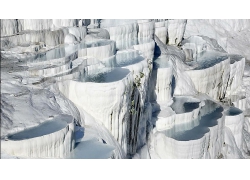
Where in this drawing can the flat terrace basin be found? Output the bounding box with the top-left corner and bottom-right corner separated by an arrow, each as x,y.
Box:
116,55 -> 144,67
28,40 -> 113,63
80,67 -> 130,83
85,41 -> 111,48
170,96 -> 200,114
190,52 -> 228,70
225,107 -> 243,116
172,100 -> 223,141
153,55 -> 171,69
7,114 -> 73,141
29,44 -> 77,63
228,54 -> 244,64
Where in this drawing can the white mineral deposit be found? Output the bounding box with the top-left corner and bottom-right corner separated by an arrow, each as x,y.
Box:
1,19 -> 250,159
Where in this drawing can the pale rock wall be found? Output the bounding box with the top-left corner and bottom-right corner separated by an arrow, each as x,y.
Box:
115,49 -> 140,66
170,55 -> 197,96
167,19 -> 187,46
154,21 -> 168,44
78,41 -> 116,61
68,26 -> 87,41
58,76 -> 134,155
18,19 -> 53,31
104,23 -> 138,50
1,27 -> 87,49
137,20 -> 155,44
1,19 -> 18,36
86,41 -> 116,60
149,66 -> 173,103
226,57 -> 245,96
225,107 -> 244,150
57,58 -> 150,156
100,19 -> 137,28
52,19 -> 78,28
223,126 -> 244,158
133,40 -> 155,60
136,103 -> 152,151
154,132 -> 208,158
232,97 -> 247,111
154,108 -> 224,159
186,58 -> 231,100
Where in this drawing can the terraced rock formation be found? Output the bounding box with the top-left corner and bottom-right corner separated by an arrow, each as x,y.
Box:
1,19 -> 250,159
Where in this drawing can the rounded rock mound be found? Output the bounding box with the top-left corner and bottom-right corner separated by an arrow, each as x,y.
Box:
64,34 -> 78,44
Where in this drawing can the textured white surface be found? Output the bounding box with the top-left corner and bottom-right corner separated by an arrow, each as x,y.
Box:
103,22 -> 138,50
58,56 -> 150,156
225,107 -> 244,150
2,115 -> 75,158
133,40 -> 155,60
137,21 -> 155,44
186,57 -> 230,100
153,101 -> 225,159
1,19 -> 250,159
184,19 -> 250,60
1,19 -> 18,36
167,19 -> 187,45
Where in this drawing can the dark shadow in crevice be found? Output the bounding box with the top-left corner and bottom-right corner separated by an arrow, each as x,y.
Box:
171,75 -> 175,97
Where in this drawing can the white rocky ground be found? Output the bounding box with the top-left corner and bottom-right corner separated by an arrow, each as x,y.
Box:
1,19 -> 250,159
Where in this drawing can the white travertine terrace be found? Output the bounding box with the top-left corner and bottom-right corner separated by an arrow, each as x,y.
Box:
0,26 -> 87,50
154,100 -> 225,159
225,107 -> 244,150
133,40 -> 155,60
186,57 -> 231,100
1,114 -> 75,158
58,55 -> 150,156
231,95 -> 248,111
1,19 -> 18,36
1,19 -> 250,159
167,19 -> 187,46
149,55 -> 173,103
102,22 -> 138,50
137,20 -> 155,44
155,96 -> 201,132
154,21 -> 168,44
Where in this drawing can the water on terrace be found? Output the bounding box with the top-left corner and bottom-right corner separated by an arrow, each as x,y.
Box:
170,96 -> 200,114
187,51 -> 229,70
170,100 -> 223,141
115,52 -> 144,67
7,114 -> 72,141
76,49 -> 148,83
79,67 -> 130,83
225,107 -> 243,116
25,40 -> 113,63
